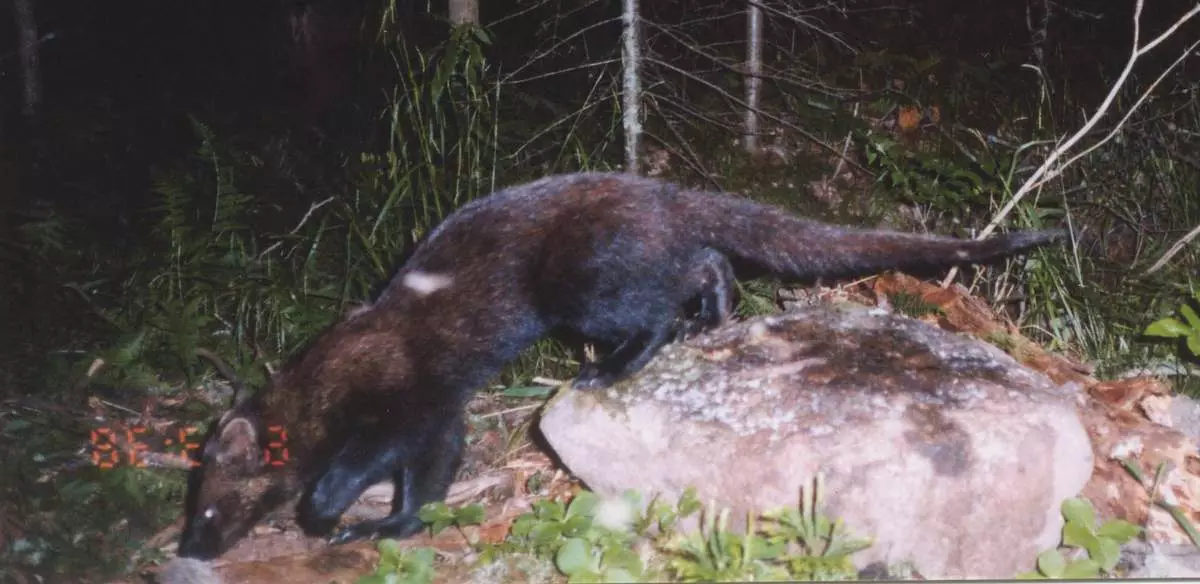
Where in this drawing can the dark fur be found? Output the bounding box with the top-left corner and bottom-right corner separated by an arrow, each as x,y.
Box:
178,172 -> 1065,558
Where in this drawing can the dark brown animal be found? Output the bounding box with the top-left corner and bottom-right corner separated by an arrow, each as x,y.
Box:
178,172 -> 1066,558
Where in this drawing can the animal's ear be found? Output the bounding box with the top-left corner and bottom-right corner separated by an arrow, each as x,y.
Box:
214,417 -> 261,471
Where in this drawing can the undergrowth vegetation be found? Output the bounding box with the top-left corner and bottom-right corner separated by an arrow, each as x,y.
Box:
361,478 -> 874,584
1,1 -> 1198,581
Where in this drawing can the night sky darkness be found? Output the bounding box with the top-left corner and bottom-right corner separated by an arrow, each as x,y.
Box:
0,0 -> 1193,253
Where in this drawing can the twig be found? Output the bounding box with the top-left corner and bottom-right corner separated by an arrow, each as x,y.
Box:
99,399 -> 140,417
940,0 -> 1200,287
256,196 -> 336,260
1145,223 -> 1200,276
646,57 -> 861,173
477,404 -> 542,420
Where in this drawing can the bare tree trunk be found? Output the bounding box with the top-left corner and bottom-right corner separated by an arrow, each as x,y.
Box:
449,0 -> 479,26
13,0 -> 42,119
744,0 -> 763,153
621,0 -> 642,174
1026,0 -> 1052,75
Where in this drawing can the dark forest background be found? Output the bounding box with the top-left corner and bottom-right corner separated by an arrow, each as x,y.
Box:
1,0 -> 1199,580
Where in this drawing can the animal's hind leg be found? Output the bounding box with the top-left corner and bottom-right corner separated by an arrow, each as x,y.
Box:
328,411 -> 466,545
678,248 -> 736,341
573,315 -> 678,390
571,249 -> 734,390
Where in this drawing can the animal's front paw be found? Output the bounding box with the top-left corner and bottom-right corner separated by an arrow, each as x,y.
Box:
297,506 -> 340,537
679,318 -> 709,341
572,363 -> 616,390
327,523 -> 377,546
328,515 -> 425,546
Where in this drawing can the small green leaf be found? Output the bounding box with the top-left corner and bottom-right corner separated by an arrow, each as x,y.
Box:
677,488 -> 702,517
556,537 -> 591,575
530,521 -> 563,546
408,547 -> 436,565
1188,333 -> 1200,358
418,502 -> 453,533
536,499 -> 566,522
501,385 -> 554,398
602,547 -> 643,576
1061,498 -> 1097,531
1060,558 -> 1101,578
567,491 -> 601,519
601,567 -> 636,582
1096,519 -> 1142,544
562,514 -> 593,537
454,503 -> 486,526
377,538 -> 402,561
510,515 -> 535,538
1015,571 -> 1047,580
1063,520 -> 1099,550
1119,458 -> 1146,484
1144,317 -> 1191,338
1181,304 -> 1200,329
1090,536 -> 1121,573
1036,549 -> 1066,578
1156,500 -> 1200,548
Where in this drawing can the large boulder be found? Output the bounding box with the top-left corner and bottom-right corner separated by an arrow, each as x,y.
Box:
540,302 -> 1095,579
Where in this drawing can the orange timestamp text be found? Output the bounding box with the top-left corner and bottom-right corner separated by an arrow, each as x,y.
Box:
88,424 -> 291,469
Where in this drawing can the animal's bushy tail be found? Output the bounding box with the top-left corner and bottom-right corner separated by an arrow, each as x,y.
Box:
674,190 -> 1066,283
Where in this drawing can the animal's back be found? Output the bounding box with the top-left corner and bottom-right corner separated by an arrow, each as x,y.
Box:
382,170 -> 1062,313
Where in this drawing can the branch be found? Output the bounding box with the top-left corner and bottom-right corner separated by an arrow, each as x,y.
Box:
645,56 -> 861,173
940,0 -> 1200,287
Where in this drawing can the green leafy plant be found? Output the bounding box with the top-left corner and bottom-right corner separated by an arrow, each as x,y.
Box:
665,506 -> 788,582
664,477 -> 870,581
508,490 -> 649,582
862,131 -> 990,216
1017,497 -> 1141,579
1144,291 -> 1200,360
757,475 -> 872,580
888,291 -> 946,320
489,480 -> 872,583
1120,458 -> 1200,549
418,501 -> 486,536
635,487 -> 703,539
356,540 -> 437,584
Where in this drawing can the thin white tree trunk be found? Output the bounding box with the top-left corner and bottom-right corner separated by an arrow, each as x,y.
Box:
13,0 -> 42,119
1026,0 -> 1052,74
744,0 -> 763,153
621,0 -> 642,174
449,0 -> 479,26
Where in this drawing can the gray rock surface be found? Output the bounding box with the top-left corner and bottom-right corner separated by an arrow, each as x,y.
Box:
1121,539 -> 1200,578
1170,393 -> 1200,443
540,303 -> 1095,579
159,557 -> 223,584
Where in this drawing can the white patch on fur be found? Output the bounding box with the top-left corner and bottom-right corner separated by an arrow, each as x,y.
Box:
402,271 -> 454,296
955,249 -> 970,259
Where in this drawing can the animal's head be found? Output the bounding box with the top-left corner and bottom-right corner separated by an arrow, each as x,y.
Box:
177,412 -> 288,559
